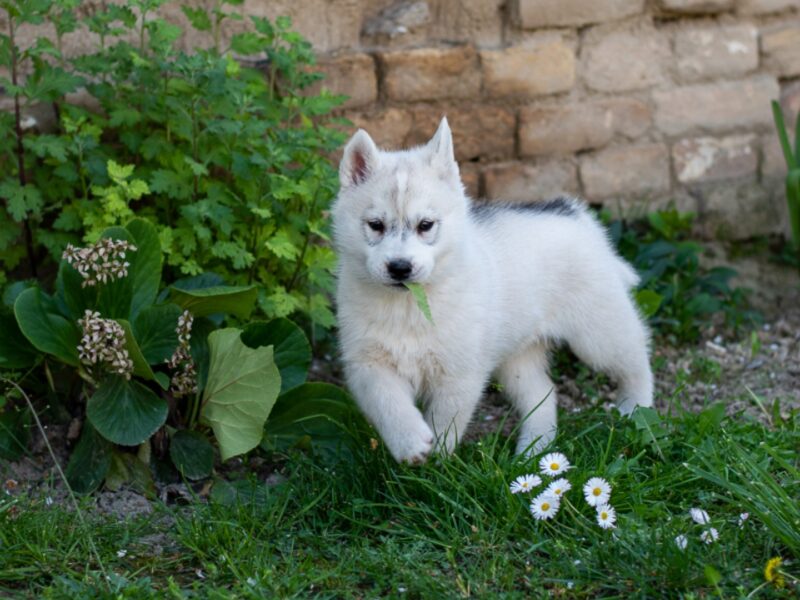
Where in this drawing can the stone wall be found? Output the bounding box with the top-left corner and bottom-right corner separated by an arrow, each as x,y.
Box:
7,0 -> 800,238
299,0 -> 800,239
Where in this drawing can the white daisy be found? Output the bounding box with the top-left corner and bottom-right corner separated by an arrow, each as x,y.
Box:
545,478 -> 572,498
596,504 -> 616,529
700,528 -> 719,544
530,493 -> 560,520
583,477 -> 612,507
675,534 -> 688,550
539,452 -> 571,476
509,474 -> 542,494
690,508 -> 710,525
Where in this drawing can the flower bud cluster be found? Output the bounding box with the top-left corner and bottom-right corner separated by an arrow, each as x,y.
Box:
167,310 -> 198,397
62,238 -> 137,287
77,310 -> 134,379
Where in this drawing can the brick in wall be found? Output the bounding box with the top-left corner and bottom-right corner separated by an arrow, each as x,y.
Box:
379,45 -> 481,102
345,108 -> 414,150
656,0 -> 734,14
406,106 -> 516,161
762,25 -> 800,78
653,76 -> 780,136
483,161 -> 579,202
674,24 -> 758,82
672,135 -> 758,184
481,43 -> 575,99
581,25 -> 670,92
738,0 -> 799,15
580,144 -> 671,199
519,98 -> 651,156
311,53 -> 377,109
514,0 -> 644,28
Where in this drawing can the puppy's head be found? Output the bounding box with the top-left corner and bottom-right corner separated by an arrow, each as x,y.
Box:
332,117 -> 468,288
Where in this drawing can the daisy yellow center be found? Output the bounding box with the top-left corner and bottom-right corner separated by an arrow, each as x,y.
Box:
554,488 -> 562,494
600,511 -> 608,520
550,463 -> 559,471
593,488 -> 602,496
522,482 -> 529,488
541,502 -> 550,511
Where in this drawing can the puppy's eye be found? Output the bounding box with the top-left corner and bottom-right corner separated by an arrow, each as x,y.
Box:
417,220 -> 435,233
367,219 -> 385,233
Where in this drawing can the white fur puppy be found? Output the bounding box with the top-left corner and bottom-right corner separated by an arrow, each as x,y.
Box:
332,118 -> 653,464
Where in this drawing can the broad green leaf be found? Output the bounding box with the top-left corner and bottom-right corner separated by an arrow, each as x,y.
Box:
116,319 -> 157,382
262,383 -> 367,461
0,180 -> 43,221
404,282 -> 434,324
87,376 -> 168,446
125,218 -> 162,319
65,421 -> 113,494
635,289 -> 663,319
201,328 -> 280,461
55,258 -> 97,320
190,317 -> 216,392
241,318 -> 311,393
0,405 -> 31,460
230,32 -> 265,55
169,285 -> 257,319
14,287 -> 81,366
95,227 -> 135,319
0,313 -> 38,370
181,5 -> 212,31
132,303 -> 181,365
105,451 -> 156,496
170,430 -> 214,480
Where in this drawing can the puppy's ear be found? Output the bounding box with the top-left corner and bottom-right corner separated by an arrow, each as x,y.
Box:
340,129 -> 380,188
427,117 -> 459,181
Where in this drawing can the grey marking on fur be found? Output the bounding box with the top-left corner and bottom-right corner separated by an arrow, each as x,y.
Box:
470,197 -> 582,222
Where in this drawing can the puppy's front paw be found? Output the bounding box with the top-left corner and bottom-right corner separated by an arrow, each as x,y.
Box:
386,419 -> 434,465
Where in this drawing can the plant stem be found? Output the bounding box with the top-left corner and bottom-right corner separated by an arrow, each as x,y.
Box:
8,14 -> 38,278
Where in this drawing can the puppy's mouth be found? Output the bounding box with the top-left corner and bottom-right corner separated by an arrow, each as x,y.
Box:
388,282 -> 409,289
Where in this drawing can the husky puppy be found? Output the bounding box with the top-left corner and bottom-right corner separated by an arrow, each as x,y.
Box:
332,118 -> 653,464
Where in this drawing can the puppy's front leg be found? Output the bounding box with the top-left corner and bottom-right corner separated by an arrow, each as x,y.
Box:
346,363 -> 434,464
425,374 -> 484,455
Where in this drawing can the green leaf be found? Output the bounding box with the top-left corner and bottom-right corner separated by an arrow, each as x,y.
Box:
150,169 -> 192,200
87,376 -> 168,446
0,313 -> 39,370
116,319 -> 157,381
0,405 -> 31,460
631,406 -> 668,458
105,451 -> 156,496
241,318 -> 311,393
404,282 -> 434,324
55,258 -> 97,320
0,180 -> 43,222
95,227 -> 135,319
125,218 -> 162,319
65,421 -> 113,494
169,285 -> 257,320
132,304 -> 181,365
230,32 -> 265,55
181,6 -> 212,31
635,289 -> 663,319
210,478 -> 272,506
772,100 -> 796,170
201,329 -> 281,461
14,287 -> 81,366
262,383 -> 366,461
787,169 -> 800,249
170,430 -> 214,480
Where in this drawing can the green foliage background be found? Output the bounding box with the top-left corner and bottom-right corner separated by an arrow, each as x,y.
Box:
0,0 -> 345,327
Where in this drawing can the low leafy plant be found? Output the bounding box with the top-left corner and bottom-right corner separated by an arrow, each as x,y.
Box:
607,208 -> 759,342
771,100 -> 800,262
1,216 -> 346,493
0,0 -> 344,326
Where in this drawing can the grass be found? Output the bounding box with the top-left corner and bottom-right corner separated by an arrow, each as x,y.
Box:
1,400 -> 798,598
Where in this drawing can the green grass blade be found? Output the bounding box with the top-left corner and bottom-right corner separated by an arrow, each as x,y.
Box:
787,170 -> 800,248
404,282 -> 434,324
772,100 -> 796,169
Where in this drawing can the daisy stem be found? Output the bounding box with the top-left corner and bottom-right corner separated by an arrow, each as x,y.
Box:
561,498 -> 597,535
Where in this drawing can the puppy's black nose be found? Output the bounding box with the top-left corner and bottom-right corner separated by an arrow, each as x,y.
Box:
387,259 -> 413,281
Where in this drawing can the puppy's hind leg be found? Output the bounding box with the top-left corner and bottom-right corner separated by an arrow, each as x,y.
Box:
567,293 -> 653,415
497,343 -> 558,456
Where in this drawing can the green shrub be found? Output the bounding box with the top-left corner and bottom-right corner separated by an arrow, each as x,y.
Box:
0,216 -> 354,492
606,208 -> 759,343
0,0 -> 344,326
